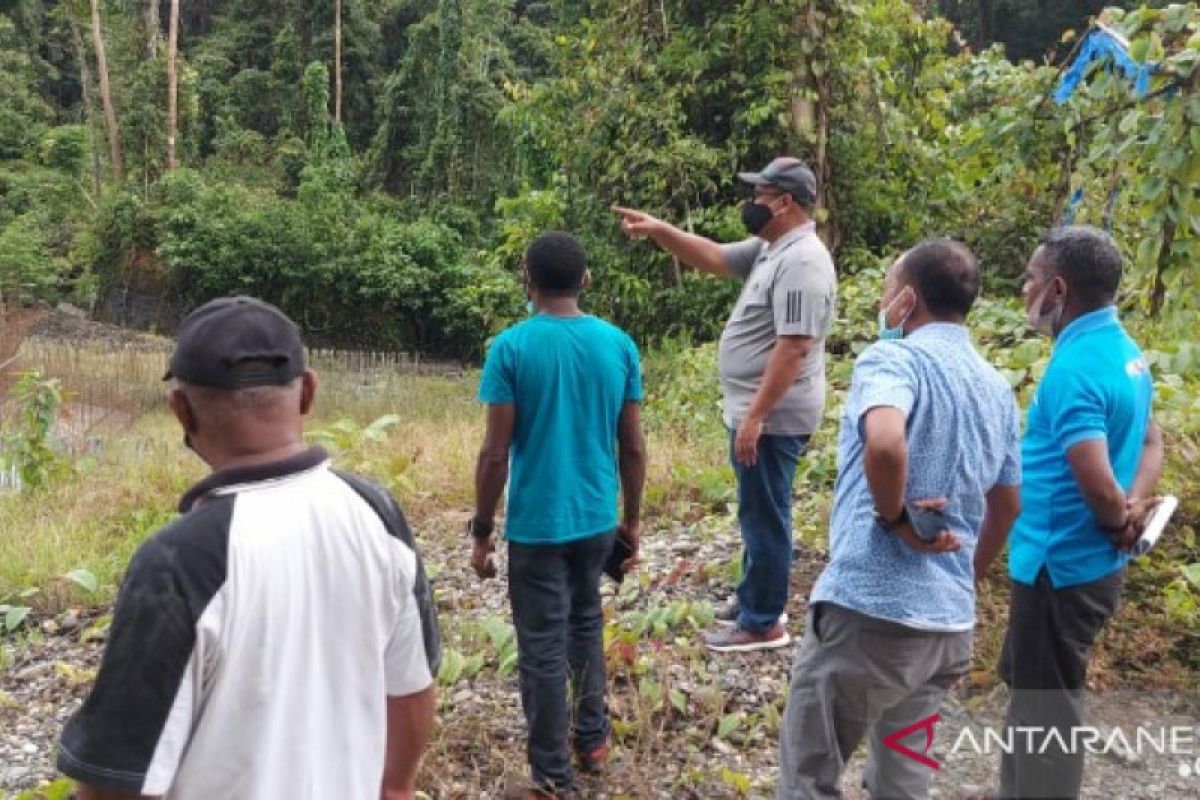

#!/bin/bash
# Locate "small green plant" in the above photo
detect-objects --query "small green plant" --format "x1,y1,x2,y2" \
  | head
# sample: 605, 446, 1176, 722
1164, 563, 1200, 625
1, 370, 68, 492
308, 414, 418, 496
309, 414, 402, 451
1, 587, 37, 634
8, 778, 77, 800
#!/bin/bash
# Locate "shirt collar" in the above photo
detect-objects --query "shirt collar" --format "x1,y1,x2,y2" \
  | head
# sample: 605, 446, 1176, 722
908, 321, 970, 342
179, 445, 330, 512
1055, 305, 1119, 350
764, 221, 816, 254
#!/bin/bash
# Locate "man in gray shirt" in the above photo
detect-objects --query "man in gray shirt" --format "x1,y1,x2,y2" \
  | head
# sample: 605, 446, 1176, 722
614, 157, 837, 652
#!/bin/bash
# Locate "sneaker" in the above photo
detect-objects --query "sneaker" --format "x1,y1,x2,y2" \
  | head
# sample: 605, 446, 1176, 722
703, 622, 791, 653
714, 596, 788, 627
577, 743, 608, 774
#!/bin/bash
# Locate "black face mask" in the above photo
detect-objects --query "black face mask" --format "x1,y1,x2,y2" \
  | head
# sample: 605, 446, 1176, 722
741, 200, 773, 235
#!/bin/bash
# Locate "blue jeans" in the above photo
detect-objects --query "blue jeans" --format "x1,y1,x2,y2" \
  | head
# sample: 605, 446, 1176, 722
729, 430, 808, 632
508, 531, 615, 792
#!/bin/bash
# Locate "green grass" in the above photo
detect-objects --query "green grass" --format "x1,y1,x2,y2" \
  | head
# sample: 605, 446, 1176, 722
0, 341, 734, 606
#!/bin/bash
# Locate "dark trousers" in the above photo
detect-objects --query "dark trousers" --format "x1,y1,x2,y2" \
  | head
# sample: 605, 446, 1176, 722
508, 531, 615, 792
729, 430, 809, 632
998, 567, 1124, 799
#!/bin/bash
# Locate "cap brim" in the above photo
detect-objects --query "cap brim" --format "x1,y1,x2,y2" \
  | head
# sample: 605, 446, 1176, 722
737, 171, 772, 186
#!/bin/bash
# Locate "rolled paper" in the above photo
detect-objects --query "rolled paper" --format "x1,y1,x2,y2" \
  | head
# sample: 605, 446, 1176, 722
1131, 495, 1179, 557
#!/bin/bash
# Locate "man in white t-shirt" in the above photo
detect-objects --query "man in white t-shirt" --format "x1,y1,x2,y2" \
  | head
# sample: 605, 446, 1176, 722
57, 297, 440, 800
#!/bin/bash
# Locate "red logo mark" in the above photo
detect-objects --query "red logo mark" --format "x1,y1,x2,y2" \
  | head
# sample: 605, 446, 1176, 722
883, 713, 941, 770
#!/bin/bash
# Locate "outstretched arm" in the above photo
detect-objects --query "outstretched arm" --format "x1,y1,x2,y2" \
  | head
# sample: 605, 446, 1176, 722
612, 206, 734, 277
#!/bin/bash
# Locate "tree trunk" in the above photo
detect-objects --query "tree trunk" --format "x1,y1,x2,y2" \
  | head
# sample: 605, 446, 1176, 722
791, 2, 838, 251
144, 0, 161, 59
68, 10, 104, 195
979, 0, 994, 46
1151, 217, 1174, 317
90, 0, 124, 182
166, 0, 180, 169
333, 0, 342, 124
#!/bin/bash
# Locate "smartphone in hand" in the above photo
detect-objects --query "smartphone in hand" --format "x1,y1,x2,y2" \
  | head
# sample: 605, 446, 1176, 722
906, 502, 949, 542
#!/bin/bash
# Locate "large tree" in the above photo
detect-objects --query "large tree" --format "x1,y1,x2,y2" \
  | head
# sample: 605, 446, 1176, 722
166, 0, 179, 169
89, 0, 123, 181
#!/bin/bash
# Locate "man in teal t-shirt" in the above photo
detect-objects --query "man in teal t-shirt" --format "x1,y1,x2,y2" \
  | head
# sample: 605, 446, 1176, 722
469, 231, 646, 799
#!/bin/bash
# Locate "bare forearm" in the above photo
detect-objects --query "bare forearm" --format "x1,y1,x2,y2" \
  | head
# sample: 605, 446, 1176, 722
618, 444, 646, 526
648, 224, 730, 276
1129, 424, 1164, 501
1083, 484, 1127, 528
745, 343, 807, 421
381, 685, 436, 797
1066, 439, 1127, 528
974, 486, 1021, 578
865, 441, 908, 522
473, 451, 508, 523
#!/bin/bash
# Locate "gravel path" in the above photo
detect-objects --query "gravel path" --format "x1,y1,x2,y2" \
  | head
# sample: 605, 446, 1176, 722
3, 513, 1197, 798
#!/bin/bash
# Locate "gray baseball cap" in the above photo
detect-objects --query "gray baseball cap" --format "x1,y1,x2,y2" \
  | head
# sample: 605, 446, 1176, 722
738, 157, 818, 205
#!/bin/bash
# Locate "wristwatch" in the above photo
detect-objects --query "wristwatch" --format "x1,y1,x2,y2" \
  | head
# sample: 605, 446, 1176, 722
466, 517, 495, 540
874, 505, 909, 532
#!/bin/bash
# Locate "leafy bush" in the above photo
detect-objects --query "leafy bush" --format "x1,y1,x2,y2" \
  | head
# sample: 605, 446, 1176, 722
0, 370, 69, 492
0, 213, 66, 304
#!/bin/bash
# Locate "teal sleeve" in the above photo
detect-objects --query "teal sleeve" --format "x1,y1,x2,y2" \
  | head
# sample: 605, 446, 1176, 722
1042, 364, 1107, 452
624, 336, 644, 402
479, 336, 515, 404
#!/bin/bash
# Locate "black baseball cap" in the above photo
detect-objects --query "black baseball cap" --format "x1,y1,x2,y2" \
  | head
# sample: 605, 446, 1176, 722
164, 296, 306, 389
737, 157, 818, 206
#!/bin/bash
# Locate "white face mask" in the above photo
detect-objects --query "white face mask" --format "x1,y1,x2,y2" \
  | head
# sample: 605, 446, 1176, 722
878, 288, 913, 341
1026, 280, 1063, 337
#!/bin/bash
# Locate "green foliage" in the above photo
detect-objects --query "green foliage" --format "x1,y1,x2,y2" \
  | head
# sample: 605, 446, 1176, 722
0, 213, 66, 303
1052, 6, 1200, 319
0, 371, 69, 492
39, 126, 87, 175
0, 13, 51, 160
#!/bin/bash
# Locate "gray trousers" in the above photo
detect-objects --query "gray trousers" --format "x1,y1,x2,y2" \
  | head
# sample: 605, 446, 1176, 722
777, 602, 972, 800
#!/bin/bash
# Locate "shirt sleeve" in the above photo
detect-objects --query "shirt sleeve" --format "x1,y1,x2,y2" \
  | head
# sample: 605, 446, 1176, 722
720, 237, 765, 277
624, 335, 644, 402
997, 394, 1023, 487
772, 252, 835, 338
57, 512, 227, 795
385, 543, 436, 697
850, 343, 918, 439
478, 334, 514, 404
1040, 363, 1108, 451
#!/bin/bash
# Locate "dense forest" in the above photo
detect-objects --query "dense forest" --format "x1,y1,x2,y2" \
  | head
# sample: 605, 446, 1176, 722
0, 0, 1196, 357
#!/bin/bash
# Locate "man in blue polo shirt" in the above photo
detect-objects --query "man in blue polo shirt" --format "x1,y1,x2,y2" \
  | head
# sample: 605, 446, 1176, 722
997, 225, 1164, 799
777, 240, 1022, 799
469, 231, 646, 799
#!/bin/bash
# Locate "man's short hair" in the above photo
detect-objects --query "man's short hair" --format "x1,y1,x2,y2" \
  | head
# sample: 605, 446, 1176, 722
177, 378, 300, 419
899, 238, 981, 319
526, 231, 587, 294
1038, 225, 1123, 307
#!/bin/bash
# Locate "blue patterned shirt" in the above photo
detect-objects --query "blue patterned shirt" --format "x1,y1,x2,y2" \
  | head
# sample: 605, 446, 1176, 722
809, 323, 1022, 631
